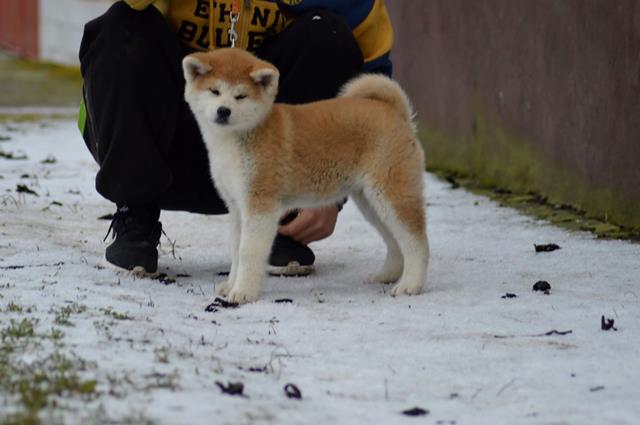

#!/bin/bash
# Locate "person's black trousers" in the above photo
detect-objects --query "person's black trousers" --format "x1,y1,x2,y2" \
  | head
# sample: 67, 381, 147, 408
79, 1, 363, 215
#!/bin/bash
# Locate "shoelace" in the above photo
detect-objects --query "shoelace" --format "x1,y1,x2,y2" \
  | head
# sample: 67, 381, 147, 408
103, 207, 129, 242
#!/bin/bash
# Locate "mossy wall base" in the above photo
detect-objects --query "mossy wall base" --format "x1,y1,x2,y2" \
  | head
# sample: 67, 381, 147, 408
420, 110, 640, 233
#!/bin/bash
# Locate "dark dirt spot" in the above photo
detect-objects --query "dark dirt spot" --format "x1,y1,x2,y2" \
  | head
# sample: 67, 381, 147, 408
445, 175, 460, 189
601, 316, 617, 331
16, 184, 38, 196
215, 381, 245, 396
154, 273, 175, 285
501, 293, 517, 299
494, 329, 572, 338
176, 273, 191, 278
493, 188, 512, 195
247, 366, 267, 373
0, 149, 27, 160
205, 297, 239, 313
533, 280, 551, 294
216, 271, 230, 276
98, 213, 114, 220
284, 383, 302, 399
590, 386, 605, 392
40, 155, 57, 164
274, 298, 294, 304
534, 243, 561, 253
544, 330, 572, 336
402, 407, 429, 417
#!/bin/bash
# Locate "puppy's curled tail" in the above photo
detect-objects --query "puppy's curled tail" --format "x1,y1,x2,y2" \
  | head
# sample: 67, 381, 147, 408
339, 74, 415, 125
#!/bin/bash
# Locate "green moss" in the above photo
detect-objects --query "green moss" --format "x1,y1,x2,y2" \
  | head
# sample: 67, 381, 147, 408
5, 302, 24, 313
0, 318, 98, 425
420, 109, 640, 239
0, 113, 77, 124
1, 319, 38, 341
100, 307, 134, 321
0, 55, 82, 108
50, 304, 87, 327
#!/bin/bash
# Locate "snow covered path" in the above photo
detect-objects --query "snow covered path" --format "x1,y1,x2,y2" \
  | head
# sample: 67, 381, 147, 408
1, 120, 639, 425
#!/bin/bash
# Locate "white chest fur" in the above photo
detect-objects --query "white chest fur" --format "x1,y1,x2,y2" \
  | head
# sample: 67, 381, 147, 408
201, 131, 251, 208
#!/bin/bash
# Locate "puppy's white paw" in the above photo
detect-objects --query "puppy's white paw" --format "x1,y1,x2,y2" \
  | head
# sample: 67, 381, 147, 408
227, 286, 260, 304
390, 280, 424, 296
216, 281, 232, 297
365, 271, 401, 284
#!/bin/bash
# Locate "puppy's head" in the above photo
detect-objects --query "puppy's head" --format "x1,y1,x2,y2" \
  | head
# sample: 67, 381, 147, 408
183, 49, 279, 132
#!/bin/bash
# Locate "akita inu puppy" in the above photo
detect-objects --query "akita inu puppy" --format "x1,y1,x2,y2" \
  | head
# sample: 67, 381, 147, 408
183, 48, 428, 303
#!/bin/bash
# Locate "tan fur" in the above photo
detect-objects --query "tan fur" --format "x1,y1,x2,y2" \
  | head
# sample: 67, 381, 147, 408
183, 48, 429, 303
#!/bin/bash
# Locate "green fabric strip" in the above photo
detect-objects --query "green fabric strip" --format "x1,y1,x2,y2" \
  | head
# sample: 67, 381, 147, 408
77, 100, 87, 135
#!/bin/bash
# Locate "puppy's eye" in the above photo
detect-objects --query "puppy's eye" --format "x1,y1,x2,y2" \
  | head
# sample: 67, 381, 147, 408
235, 94, 247, 100
210, 89, 220, 96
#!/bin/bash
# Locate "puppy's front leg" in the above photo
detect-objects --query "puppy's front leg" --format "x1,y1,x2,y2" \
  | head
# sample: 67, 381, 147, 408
216, 205, 241, 297
227, 210, 280, 303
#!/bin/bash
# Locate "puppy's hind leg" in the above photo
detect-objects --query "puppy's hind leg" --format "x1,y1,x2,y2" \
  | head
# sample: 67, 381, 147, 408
351, 191, 403, 284
363, 183, 429, 296
227, 209, 280, 303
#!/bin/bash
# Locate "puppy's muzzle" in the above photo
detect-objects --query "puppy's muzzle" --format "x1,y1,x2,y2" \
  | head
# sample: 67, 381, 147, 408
216, 106, 231, 125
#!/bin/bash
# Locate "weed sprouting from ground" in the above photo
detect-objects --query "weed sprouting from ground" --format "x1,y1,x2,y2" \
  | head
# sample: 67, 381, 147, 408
4, 302, 28, 313
100, 307, 134, 321
1, 318, 38, 342
50, 303, 87, 327
0, 316, 98, 424
154, 346, 170, 364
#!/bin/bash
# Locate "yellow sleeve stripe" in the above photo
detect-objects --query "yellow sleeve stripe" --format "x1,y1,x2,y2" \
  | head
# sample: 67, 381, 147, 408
352, 0, 394, 64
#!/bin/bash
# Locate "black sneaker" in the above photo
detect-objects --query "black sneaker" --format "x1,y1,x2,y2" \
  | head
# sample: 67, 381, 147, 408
104, 205, 162, 273
268, 234, 315, 276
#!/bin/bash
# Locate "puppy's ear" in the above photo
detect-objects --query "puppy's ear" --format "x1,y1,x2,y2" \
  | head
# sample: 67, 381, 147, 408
183, 55, 212, 83
250, 67, 279, 92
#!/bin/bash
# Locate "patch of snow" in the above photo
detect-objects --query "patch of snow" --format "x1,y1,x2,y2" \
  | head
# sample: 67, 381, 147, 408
1, 120, 639, 424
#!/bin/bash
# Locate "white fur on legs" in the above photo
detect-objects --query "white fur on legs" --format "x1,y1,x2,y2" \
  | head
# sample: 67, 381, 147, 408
351, 192, 403, 283
227, 211, 280, 303
362, 186, 428, 296
390, 233, 429, 296
216, 206, 241, 297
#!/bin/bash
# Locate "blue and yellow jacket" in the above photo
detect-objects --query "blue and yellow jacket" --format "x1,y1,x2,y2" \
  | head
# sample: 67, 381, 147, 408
123, 0, 393, 75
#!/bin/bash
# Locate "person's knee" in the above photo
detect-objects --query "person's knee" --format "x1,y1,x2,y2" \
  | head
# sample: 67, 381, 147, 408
81, 1, 169, 60
81, 0, 181, 83
99, 1, 162, 35
284, 10, 363, 64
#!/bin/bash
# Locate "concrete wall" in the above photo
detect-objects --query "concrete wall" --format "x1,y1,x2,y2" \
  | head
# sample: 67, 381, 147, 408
39, 0, 112, 65
386, 1, 640, 228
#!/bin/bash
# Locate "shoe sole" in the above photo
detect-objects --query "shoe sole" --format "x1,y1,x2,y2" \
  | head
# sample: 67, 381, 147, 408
267, 261, 315, 277
101, 259, 161, 279
105, 259, 313, 278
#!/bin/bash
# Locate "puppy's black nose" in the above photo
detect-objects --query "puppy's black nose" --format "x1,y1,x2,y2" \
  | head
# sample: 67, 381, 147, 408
217, 106, 231, 120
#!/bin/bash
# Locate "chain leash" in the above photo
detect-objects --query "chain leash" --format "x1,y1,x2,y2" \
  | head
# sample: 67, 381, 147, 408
228, 0, 240, 48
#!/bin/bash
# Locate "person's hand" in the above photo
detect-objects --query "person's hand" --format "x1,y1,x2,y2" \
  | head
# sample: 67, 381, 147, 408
278, 205, 339, 245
